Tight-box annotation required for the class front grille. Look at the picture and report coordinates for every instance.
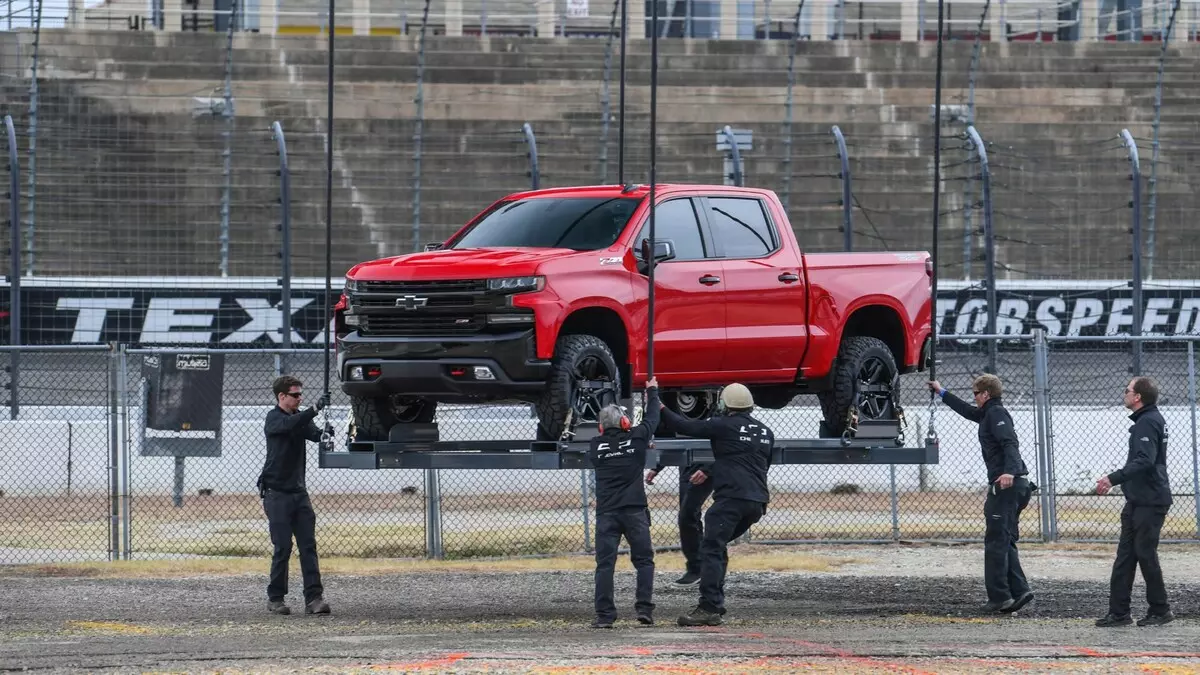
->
[355,295,478,310]
[359,314,485,336]
[358,279,487,294]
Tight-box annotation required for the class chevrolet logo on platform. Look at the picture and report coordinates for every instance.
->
[397,295,429,310]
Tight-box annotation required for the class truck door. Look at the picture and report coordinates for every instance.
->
[631,196,727,384]
[700,195,807,379]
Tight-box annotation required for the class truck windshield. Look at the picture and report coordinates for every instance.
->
[449,196,642,251]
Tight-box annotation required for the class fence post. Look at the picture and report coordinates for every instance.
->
[597,0,620,183]
[118,343,131,560]
[1146,0,1182,279]
[4,115,19,420]
[581,469,592,552]
[780,0,805,212]
[25,0,42,276]
[425,469,444,559]
[965,125,997,374]
[271,121,292,373]
[830,125,852,251]
[411,0,432,253]
[1032,329,1054,542]
[1120,129,1143,376]
[1188,341,1199,540]
[720,125,743,187]
[108,344,121,561]
[963,0,989,281]
[522,122,540,190]
[218,0,237,277]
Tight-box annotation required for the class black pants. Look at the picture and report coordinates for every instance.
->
[698,497,764,615]
[263,490,324,604]
[1109,502,1170,617]
[983,477,1033,604]
[594,507,655,620]
[678,465,714,575]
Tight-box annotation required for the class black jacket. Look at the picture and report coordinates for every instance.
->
[259,405,323,493]
[1108,405,1172,507]
[941,393,1028,483]
[659,407,773,504]
[588,387,661,514]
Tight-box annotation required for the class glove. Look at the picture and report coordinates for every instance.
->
[313,392,331,411]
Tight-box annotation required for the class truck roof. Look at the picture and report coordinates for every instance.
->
[501,183,777,200]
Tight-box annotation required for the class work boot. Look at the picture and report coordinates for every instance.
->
[305,596,331,615]
[1095,613,1133,627]
[674,571,701,586]
[1002,592,1034,614]
[1138,611,1174,627]
[637,612,654,626]
[590,617,614,629]
[268,600,291,615]
[677,606,722,627]
[981,598,1014,613]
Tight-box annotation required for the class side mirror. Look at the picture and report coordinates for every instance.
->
[423,242,445,251]
[636,238,676,273]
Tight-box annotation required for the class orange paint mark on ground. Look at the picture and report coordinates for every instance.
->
[369,652,469,670]
[785,640,937,675]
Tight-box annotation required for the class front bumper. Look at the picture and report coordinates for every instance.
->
[337,329,552,401]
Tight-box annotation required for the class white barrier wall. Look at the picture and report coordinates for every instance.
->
[1,404,1195,497]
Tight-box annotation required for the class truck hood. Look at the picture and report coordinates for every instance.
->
[348,247,584,280]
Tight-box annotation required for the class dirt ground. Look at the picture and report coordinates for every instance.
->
[3,543,1200,673]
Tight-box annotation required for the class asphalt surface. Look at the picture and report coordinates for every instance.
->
[3,561,1199,673]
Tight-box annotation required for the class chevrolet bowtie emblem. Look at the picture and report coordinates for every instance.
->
[397,295,429,310]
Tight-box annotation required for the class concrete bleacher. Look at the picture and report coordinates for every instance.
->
[1,27,1198,279]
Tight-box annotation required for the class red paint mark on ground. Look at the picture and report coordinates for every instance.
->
[785,639,937,675]
[369,652,469,670]
[1068,647,1200,660]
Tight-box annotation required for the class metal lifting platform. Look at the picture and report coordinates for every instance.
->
[318,418,939,471]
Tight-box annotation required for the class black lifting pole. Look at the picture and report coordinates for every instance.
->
[617,0,628,185]
[322,0,336,449]
[646,0,659,379]
[927,0,945,441]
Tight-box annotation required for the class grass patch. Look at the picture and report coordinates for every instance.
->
[63,620,159,635]
[0,544,855,579]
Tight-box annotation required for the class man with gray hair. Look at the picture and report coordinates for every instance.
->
[586,377,661,628]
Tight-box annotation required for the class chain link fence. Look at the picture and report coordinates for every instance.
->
[1,335,1197,564]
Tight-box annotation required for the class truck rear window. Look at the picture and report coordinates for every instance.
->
[450,197,642,251]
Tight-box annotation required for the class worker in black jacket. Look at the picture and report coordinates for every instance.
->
[586,377,661,628]
[259,375,333,616]
[658,383,774,627]
[645,451,712,586]
[930,374,1035,614]
[1094,376,1174,627]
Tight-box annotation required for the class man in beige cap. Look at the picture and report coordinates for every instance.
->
[657,383,775,627]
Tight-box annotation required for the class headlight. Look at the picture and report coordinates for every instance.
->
[487,276,544,293]
[343,278,358,295]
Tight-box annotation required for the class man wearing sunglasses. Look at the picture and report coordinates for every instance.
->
[929,374,1035,615]
[259,375,333,616]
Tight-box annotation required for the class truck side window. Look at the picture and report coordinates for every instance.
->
[707,197,777,258]
[636,198,707,261]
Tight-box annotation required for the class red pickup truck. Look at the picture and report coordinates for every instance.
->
[334,184,933,443]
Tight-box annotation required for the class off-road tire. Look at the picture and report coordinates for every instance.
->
[656,390,718,437]
[350,395,437,442]
[817,335,899,437]
[535,334,621,442]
